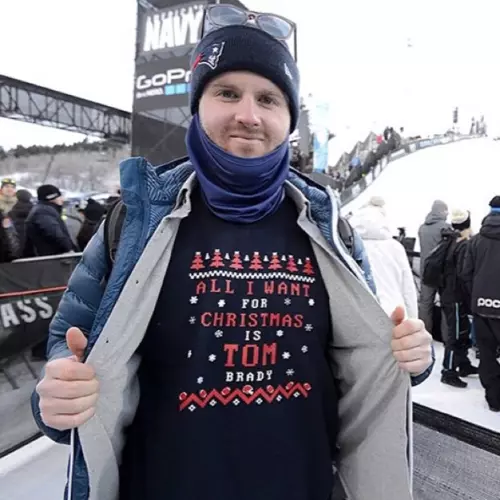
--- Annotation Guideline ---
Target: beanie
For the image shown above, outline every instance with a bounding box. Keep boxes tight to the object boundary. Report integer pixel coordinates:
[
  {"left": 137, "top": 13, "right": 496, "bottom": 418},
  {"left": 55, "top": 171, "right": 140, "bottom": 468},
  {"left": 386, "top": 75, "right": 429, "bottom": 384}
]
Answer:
[
  {"left": 431, "top": 199, "right": 448, "bottom": 215},
  {"left": 190, "top": 25, "right": 300, "bottom": 132},
  {"left": 37, "top": 184, "right": 62, "bottom": 202},
  {"left": 83, "top": 198, "right": 106, "bottom": 222},
  {"left": 451, "top": 208, "right": 471, "bottom": 231},
  {"left": 489, "top": 196, "right": 500, "bottom": 209}
]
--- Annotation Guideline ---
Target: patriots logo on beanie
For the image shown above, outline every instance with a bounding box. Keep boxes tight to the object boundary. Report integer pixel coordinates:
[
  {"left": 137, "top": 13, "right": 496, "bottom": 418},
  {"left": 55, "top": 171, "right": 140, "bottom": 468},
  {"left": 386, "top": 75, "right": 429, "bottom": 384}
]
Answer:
[
  {"left": 193, "top": 42, "right": 226, "bottom": 71},
  {"left": 189, "top": 25, "right": 300, "bottom": 132}
]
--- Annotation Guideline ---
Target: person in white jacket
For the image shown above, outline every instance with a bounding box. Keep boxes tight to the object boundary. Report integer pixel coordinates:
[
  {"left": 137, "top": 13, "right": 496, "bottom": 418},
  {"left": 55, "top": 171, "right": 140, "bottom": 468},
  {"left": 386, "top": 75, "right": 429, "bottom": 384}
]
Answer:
[{"left": 350, "top": 196, "right": 418, "bottom": 319}]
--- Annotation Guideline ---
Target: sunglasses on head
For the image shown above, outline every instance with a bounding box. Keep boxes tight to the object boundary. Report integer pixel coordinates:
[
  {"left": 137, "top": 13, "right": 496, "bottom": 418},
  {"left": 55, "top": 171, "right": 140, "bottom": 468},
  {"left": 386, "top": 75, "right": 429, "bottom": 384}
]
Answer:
[{"left": 202, "top": 4, "right": 297, "bottom": 58}]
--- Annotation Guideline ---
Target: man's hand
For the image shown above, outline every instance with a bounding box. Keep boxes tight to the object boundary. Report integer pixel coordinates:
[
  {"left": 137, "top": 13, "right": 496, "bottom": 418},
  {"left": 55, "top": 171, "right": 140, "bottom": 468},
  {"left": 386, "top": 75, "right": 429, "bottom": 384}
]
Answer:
[
  {"left": 36, "top": 327, "right": 99, "bottom": 431},
  {"left": 391, "top": 306, "right": 433, "bottom": 375}
]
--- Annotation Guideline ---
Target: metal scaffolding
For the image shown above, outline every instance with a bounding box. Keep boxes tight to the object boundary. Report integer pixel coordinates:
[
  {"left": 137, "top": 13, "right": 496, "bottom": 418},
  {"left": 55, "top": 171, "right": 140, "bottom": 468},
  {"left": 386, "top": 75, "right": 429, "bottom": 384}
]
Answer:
[{"left": 0, "top": 74, "right": 131, "bottom": 143}]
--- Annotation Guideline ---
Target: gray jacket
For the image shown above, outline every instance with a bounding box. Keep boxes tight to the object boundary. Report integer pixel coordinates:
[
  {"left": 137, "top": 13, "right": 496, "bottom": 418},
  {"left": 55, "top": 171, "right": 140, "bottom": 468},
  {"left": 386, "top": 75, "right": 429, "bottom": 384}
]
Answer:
[{"left": 418, "top": 211, "right": 451, "bottom": 276}]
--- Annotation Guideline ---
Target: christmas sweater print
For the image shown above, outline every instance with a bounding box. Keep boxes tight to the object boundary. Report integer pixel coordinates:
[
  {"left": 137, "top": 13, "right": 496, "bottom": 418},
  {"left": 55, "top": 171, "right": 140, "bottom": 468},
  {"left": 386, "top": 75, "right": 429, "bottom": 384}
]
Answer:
[{"left": 119, "top": 192, "right": 338, "bottom": 500}]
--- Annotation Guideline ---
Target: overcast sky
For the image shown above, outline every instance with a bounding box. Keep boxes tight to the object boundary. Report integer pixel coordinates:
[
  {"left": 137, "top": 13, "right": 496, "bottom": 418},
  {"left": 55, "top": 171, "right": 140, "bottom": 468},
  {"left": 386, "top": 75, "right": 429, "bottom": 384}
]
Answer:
[{"left": 0, "top": 0, "right": 498, "bottom": 152}]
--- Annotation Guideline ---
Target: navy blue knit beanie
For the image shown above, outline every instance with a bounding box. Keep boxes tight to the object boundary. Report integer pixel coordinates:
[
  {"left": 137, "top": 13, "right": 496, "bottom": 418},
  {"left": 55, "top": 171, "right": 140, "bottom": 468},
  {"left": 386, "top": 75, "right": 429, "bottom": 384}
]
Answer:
[{"left": 190, "top": 25, "right": 300, "bottom": 132}]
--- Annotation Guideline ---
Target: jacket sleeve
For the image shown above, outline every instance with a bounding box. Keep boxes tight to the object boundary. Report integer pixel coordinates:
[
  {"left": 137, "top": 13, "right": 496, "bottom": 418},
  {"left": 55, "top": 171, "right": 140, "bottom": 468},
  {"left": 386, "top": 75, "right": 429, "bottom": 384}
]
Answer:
[
  {"left": 4, "top": 223, "right": 20, "bottom": 260},
  {"left": 458, "top": 237, "right": 475, "bottom": 297},
  {"left": 410, "top": 344, "right": 435, "bottom": 386},
  {"left": 31, "top": 224, "right": 109, "bottom": 444},
  {"left": 33, "top": 210, "right": 74, "bottom": 253},
  {"left": 352, "top": 230, "right": 377, "bottom": 295}
]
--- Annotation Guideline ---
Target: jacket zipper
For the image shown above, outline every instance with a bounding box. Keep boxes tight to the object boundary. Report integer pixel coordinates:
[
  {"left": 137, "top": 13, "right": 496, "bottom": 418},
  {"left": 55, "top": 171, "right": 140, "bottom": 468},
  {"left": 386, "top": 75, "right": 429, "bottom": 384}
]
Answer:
[{"left": 67, "top": 428, "right": 76, "bottom": 500}]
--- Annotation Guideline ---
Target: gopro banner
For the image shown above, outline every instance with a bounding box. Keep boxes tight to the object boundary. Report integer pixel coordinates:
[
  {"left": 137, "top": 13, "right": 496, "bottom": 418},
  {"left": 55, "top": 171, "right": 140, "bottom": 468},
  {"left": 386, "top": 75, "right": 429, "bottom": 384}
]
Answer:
[
  {"left": 134, "top": 53, "right": 192, "bottom": 112},
  {"left": 0, "top": 254, "right": 80, "bottom": 361}
]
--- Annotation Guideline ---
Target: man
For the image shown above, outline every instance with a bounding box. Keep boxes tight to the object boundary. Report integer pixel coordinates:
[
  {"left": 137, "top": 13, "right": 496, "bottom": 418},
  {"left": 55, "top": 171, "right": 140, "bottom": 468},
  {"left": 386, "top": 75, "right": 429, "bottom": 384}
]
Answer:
[
  {"left": 461, "top": 196, "right": 500, "bottom": 411},
  {"left": 438, "top": 209, "right": 477, "bottom": 388},
  {"left": 0, "top": 177, "right": 17, "bottom": 214},
  {"left": 32, "top": 15, "right": 433, "bottom": 500},
  {"left": 418, "top": 199, "right": 451, "bottom": 338},
  {"left": 24, "top": 184, "right": 76, "bottom": 256}
]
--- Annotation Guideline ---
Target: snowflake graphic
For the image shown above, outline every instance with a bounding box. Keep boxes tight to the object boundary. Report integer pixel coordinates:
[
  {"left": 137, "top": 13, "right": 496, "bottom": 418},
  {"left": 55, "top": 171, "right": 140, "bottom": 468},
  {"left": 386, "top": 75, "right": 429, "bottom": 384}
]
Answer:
[
  {"left": 276, "top": 330, "right": 284, "bottom": 337},
  {"left": 187, "top": 350, "right": 192, "bottom": 359},
  {"left": 208, "top": 354, "right": 217, "bottom": 362},
  {"left": 308, "top": 299, "right": 315, "bottom": 306},
  {"left": 305, "top": 324, "right": 313, "bottom": 332},
  {"left": 189, "top": 316, "right": 196, "bottom": 324},
  {"left": 256, "top": 398, "right": 263, "bottom": 405},
  {"left": 218, "top": 299, "right": 226, "bottom": 308},
  {"left": 209, "top": 400, "right": 217, "bottom": 407},
  {"left": 286, "top": 369, "right": 295, "bottom": 376},
  {"left": 214, "top": 329, "right": 224, "bottom": 338},
  {"left": 284, "top": 298, "right": 291, "bottom": 306},
  {"left": 301, "top": 346, "right": 309, "bottom": 354},
  {"left": 277, "top": 395, "right": 283, "bottom": 402},
  {"left": 233, "top": 399, "right": 240, "bottom": 406},
  {"left": 189, "top": 404, "right": 196, "bottom": 412},
  {"left": 190, "top": 296, "right": 198, "bottom": 305},
  {"left": 282, "top": 351, "right": 291, "bottom": 360},
  {"left": 294, "top": 392, "right": 300, "bottom": 398},
  {"left": 197, "top": 376, "right": 204, "bottom": 384}
]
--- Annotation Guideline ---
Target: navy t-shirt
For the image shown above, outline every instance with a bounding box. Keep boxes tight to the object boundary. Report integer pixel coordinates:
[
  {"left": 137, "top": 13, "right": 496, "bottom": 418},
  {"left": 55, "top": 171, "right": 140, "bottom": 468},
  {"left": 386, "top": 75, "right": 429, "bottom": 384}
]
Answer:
[{"left": 119, "top": 189, "right": 339, "bottom": 500}]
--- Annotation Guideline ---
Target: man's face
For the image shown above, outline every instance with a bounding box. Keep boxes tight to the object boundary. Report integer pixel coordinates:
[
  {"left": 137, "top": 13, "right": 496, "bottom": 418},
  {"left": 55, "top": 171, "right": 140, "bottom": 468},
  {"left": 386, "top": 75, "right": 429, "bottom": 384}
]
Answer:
[
  {"left": 52, "top": 196, "right": 64, "bottom": 206},
  {"left": 1, "top": 184, "right": 16, "bottom": 198},
  {"left": 199, "top": 71, "right": 291, "bottom": 158}
]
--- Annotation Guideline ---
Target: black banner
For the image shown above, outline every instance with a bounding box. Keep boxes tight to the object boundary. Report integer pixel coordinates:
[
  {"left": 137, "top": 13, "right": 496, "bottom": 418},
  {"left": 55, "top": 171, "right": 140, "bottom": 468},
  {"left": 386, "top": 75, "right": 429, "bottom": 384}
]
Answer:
[
  {"left": 134, "top": 54, "right": 192, "bottom": 112},
  {"left": 0, "top": 254, "right": 81, "bottom": 362}
]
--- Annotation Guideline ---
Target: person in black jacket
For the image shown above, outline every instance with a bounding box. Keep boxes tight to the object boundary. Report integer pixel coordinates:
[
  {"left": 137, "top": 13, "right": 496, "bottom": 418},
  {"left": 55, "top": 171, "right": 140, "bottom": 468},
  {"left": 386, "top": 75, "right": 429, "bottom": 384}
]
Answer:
[
  {"left": 0, "top": 209, "right": 20, "bottom": 263},
  {"left": 9, "top": 189, "right": 33, "bottom": 254},
  {"left": 439, "top": 209, "right": 477, "bottom": 388},
  {"left": 24, "top": 184, "right": 76, "bottom": 257},
  {"left": 76, "top": 198, "right": 106, "bottom": 251},
  {"left": 460, "top": 196, "right": 500, "bottom": 411}
]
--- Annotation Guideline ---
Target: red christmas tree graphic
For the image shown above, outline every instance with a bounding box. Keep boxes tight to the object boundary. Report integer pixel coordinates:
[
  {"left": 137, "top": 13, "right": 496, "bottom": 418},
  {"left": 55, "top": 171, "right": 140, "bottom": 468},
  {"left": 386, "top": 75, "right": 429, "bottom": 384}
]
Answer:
[
  {"left": 210, "top": 249, "right": 225, "bottom": 268},
  {"left": 249, "top": 252, "right": 263, "bottom": 271},
  {"left": 190, "top": 252, "right": 205, "bottom": 270},
  {"left": 302, "top": 257, "right": 315, "bottom": 275},
  {"left": 286, "top": 255, "right": 298, "bottom": 273},
  {"left": 230, "top": 251, "right": 244, "bottom": 270},
  {"left": 268, "top": 252, "right": 282, "bottom": 270}
]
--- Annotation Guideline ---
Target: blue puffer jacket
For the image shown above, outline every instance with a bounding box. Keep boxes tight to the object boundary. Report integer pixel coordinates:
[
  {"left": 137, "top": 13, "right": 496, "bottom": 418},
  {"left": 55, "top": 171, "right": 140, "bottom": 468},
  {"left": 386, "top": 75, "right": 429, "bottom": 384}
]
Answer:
[{"left": 32, "top": 158, "right": 432, "bottom": 500}]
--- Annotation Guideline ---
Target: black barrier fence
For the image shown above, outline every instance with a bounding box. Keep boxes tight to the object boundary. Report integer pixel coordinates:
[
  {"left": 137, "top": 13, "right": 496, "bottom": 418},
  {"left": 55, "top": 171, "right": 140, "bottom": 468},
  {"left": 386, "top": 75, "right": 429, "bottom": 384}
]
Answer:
[{"left": 0, "top": 253, "right": 80, "bottom": 457}]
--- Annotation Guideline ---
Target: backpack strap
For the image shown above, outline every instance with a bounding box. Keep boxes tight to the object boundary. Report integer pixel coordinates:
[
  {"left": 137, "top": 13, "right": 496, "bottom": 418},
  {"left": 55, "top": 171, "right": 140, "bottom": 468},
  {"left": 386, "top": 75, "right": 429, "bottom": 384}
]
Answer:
[
  {"left": 103, "top": 199, "right": 126, "bottom": 279},
  {"left": 337, "top": 216, "right": 355, "bottom": 257}
]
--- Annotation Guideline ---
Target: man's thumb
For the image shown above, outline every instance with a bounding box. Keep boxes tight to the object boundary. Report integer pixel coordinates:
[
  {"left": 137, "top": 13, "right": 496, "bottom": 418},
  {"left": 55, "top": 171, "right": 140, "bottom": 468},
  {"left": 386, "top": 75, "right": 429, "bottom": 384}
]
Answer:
[
  {"left": 66, "top": 327, "right": 88, "bottom": 361},
  {"left": 391, "top": 306, "right": 406, "bottom": 326}
]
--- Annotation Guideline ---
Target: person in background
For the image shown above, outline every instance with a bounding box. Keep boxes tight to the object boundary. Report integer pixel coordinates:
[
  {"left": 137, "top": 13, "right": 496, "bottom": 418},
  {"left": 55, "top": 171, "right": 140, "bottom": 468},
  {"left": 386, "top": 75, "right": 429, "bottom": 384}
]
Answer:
[
  {"left": 439, "top": 209, "right": 477, "bottom": 388},
  {"left": 418, "top": 200, "right": 451, "bottom": 339},
  {"left": 77, "top": 198, "right": 106, "bottom": 251},
  {"left": 9, "top": 189, "right": 34, "bottom": 254},
  {"left": 24, "top": 184, "right": 76, "bottom": 257},
  {"left": 0, "top": 177, "right": 17, "bottom": 214},
  {"left": 461, "top": 196, "right": 500, "bottom": 411},
  {"left": 350, "top": 196, "right": 418, "bottom": 319},
  {"left": 0, "top": 209, "right": 20, "bottom": 263}
]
